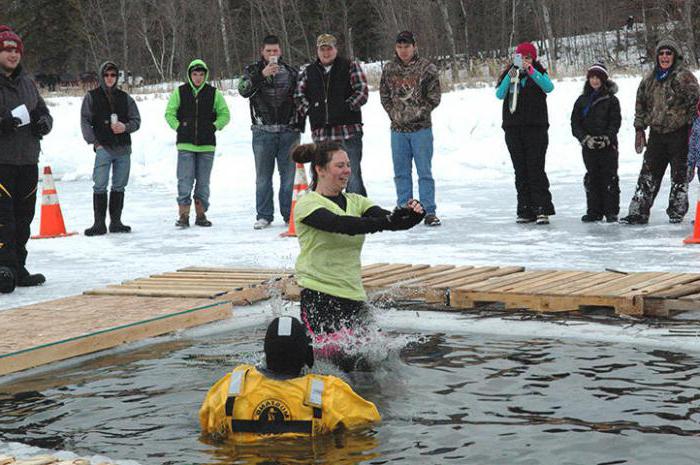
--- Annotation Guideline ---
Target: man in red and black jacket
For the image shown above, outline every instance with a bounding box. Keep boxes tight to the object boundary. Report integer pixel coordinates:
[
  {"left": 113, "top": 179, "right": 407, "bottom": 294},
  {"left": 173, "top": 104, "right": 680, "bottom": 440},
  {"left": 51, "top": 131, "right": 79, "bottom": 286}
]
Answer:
[{"left": 295, "top": 34, "right": 369, "bottom": 196}]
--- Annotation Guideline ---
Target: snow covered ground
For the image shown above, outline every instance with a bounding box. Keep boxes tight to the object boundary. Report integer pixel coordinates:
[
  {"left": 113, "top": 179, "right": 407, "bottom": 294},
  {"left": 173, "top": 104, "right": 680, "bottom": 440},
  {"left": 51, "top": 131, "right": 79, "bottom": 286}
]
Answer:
[{"left": 3, "top": 73, "right": 700, "bottom": 311}]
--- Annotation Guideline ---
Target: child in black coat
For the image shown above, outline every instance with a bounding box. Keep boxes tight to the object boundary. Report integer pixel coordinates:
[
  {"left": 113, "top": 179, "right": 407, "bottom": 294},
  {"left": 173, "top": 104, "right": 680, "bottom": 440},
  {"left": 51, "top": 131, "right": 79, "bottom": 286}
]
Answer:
[{"left": 571, "top": 63, "right": 622, "bottom": 222}]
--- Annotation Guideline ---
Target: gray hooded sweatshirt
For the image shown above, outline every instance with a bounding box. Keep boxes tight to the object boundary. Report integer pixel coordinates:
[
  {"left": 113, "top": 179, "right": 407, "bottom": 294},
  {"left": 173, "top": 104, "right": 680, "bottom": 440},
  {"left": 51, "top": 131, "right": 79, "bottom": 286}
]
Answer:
[{"left": 80, "top": 61, "right": 141, "bottom": 155}]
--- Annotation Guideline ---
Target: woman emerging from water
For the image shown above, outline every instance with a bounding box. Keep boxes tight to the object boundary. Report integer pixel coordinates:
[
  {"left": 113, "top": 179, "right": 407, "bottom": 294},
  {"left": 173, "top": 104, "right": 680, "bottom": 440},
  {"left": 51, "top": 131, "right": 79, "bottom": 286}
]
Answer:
[{"left": 292, "top": 141, "right": 425, "bottom": 339}]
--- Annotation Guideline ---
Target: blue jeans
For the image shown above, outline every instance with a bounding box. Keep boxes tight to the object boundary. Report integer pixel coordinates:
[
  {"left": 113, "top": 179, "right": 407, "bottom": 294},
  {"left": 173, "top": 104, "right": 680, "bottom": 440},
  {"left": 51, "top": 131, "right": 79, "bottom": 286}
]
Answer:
[
  {"left": 92, "top": 147, "right": 130, "bottom": 194},
  {"left": 341, "top": 134, "right": 367, "bottom": 196},
  {"left": 390, "top": 128, "right": 436, "bottom": 214},
  {"left": 177, "top": 151, "right": 214, "bottom": 211},
  {"left": 252, "top": 129, "right": 299, "bottom": 222}
]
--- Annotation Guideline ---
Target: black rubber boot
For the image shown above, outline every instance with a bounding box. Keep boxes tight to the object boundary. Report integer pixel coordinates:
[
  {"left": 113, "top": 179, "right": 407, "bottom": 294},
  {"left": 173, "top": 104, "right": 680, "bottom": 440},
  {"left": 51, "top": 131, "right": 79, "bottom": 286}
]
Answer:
[
  {"left": 16, "top": 267, "right": 45, "bottom": 287},
  {"left": 85, "top": 193, "right": 108, "bottom": 236},
  {"left": 108, "top": 191, "right": 131, "bottom": 233},
  {"left": 0, "top": 266, "right": 16, "bottom": 293}
]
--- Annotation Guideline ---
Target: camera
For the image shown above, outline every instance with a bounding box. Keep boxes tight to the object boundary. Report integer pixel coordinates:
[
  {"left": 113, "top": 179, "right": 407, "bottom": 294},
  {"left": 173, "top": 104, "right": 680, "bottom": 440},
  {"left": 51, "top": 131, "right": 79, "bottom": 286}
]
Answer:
[{"left": 513, "top": 53, "right": 523, "bottom": 69}]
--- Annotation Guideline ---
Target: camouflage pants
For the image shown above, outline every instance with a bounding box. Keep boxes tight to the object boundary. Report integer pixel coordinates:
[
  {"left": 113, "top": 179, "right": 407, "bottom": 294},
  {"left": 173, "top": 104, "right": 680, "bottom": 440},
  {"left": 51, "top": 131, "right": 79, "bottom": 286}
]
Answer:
[
  {"left": 627, "top": 126, "right": 689, "bottom": 220},
  {"left": 582, "top": 147, "right": 620, "bottom": 217}
]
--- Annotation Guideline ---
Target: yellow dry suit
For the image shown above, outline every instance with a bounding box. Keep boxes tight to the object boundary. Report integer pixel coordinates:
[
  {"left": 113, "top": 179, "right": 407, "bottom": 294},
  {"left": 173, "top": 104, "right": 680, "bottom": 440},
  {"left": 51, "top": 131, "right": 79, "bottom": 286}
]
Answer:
[{"left": 199, "top": 364, "right": 380, "bottom": 441}]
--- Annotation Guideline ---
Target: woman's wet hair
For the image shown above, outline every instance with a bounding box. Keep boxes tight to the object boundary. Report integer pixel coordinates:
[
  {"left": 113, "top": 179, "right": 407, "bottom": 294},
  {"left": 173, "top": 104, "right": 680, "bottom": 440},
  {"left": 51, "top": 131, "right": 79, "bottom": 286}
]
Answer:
[{"left": 291, "top": 141, "right": 344, "bottom": 190}]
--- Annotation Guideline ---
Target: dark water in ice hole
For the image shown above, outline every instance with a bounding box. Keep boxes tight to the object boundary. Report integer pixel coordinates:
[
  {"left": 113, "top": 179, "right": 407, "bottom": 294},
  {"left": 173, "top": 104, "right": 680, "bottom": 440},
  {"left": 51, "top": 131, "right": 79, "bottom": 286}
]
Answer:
[{"left": 1, "top": 321, "right": 700, "bottom": 465}]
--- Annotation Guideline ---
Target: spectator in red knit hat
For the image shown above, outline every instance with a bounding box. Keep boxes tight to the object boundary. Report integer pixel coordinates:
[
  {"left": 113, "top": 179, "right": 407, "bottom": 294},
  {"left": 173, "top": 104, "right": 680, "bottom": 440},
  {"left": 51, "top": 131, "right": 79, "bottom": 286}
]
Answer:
[
  {"left": 495, "top": 41, "right": 555, "bottom": 225},
  {"left": 0, "top": 24, "right": 53, "bottom": 293}
]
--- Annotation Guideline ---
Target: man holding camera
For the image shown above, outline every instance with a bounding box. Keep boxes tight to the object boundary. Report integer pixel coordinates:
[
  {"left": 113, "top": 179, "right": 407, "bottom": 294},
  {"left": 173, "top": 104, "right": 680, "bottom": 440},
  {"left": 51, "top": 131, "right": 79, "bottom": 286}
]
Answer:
[
  {"left": 0, "top": 25, "right": 52, "bottom": 293},
  {"left": 81, "top": 61, "right": 141, "bottom": 236},
  {"left": 239, "top": 35, "right": 301, "bottom": 230}
]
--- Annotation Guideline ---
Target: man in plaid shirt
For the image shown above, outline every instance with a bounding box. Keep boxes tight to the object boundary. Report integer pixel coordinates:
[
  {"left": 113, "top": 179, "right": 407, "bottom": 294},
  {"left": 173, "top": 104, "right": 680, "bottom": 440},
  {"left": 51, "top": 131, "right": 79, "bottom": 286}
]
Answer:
[{"left": 295, "top": 34, "right": 369, "bottom": 195}]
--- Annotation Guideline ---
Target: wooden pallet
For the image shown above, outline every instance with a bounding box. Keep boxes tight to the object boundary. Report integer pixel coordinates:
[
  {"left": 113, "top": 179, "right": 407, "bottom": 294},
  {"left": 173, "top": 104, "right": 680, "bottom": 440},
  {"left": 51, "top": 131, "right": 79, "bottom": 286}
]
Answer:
[
  {"left": 84, "top": 266, "right": 293, "bottom": 300},
  {"left": 450, "top": 270, "right": 700, "bottom": 316}
]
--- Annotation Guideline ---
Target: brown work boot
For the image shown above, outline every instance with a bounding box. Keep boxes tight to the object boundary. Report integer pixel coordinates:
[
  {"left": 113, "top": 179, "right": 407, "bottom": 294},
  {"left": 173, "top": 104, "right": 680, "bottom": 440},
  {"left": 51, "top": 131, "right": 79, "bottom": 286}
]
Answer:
[
  {"left": 194, "top": 199, "right": 212, "bottom": 227},
  {"left": 176, "top": 205, "right": 190, "bottom": 228}
]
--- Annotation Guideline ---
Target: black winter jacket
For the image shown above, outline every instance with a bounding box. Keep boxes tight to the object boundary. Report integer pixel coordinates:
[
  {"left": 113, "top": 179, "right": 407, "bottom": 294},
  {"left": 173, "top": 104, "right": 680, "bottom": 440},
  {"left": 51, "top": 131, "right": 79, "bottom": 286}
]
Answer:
[
  {"left": 0, "top": 65, "right": 53, "bottom": 165},
  {"left": 571, "top": 80, "right": 622, "bottom": 147},
  {"left": 239, "top": 58, "right": 300, "bottom": 130}
]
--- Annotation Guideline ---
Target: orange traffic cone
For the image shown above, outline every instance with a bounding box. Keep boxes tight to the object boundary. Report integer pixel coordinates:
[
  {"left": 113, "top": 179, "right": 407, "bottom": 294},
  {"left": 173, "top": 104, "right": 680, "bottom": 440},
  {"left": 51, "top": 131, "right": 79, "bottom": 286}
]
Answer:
[
  {"left": 684, "top": 201, "right": 700, "bottom": 244},
  {"left": 31, "top": 166, "right": 78, "bottom": 239},
  {"left": 280, "top": 163, "right": 309, "bottom": 238}
]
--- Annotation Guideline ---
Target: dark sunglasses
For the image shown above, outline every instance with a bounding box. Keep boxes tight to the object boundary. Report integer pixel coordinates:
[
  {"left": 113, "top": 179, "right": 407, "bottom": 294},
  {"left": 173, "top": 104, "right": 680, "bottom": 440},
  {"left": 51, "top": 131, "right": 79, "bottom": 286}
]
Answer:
[
  {"left": 658, "top": 50, "right": 674, "bottom": 56},
  {"left": 103, "top": 72, "right": 118, "bottom": 77}
]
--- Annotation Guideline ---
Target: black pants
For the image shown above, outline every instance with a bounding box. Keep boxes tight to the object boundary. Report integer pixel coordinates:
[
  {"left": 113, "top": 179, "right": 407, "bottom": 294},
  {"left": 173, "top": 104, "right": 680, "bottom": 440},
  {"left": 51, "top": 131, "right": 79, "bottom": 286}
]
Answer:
[
  {"left": 627, "top": 126, "right": 689, "bottom": 219},
  {"left": 299, "top": 288, "right": 368, "bottom": 335},
  {"left": 504, "top": 126, "right": 555, "bottom": 217},
  {"left": 0, "top": 164, "right": 38, "bottom": 273},
  {"left": 582, "top": 147, "right": 620, "bottom": 217}
]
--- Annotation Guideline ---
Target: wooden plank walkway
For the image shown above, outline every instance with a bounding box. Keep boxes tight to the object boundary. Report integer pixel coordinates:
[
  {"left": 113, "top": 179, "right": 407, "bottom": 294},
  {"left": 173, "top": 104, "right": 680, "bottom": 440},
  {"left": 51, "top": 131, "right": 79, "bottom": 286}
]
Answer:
[
  {"left": 84, "top": 266, "right": 293, "bottom": 299},
  {"left": 0, "top": 267, "right": 293, "bottom": 377}
]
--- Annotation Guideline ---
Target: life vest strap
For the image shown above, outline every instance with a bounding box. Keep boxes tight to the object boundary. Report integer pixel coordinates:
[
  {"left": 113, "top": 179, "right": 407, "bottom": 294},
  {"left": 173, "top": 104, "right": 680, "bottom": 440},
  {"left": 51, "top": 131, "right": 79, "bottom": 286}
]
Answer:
[
  {"left": 225, "top": 368, "right": 247, "bottom": 417},
  {"left": 231, "top": 419, "right": 313, "bottom": 434}
]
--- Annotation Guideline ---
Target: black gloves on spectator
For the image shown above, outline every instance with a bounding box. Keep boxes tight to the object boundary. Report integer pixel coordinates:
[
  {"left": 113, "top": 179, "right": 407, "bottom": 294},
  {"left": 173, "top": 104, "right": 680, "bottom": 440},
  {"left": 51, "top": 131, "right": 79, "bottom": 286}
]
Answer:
[
  {"left": 582, "top": 134, "right": 611, "bottom": 150},
  {"left": 0, "top": 109, "right": 20, "bottom": 134},
  {"left": 30, "top": 108, "right": 51, "bottom": 138},
  {"left": 386, "top": 204, "right": 426, "bottom": 231}
]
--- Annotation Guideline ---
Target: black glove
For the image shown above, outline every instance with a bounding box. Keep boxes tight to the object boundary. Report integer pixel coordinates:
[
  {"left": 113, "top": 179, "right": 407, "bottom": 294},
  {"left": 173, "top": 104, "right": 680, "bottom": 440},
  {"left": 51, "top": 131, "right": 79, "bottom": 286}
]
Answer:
[
  {"left": 591, "top": 135, "right": 610, "bottom": 149},
  {"left": 386, "top": 204, "right": 426, "bottom": 231},
  {"left": 581, "top": 135, "right": 596, "bottom": 149},
  {"left": 0, "top": 109, "right": 20, "bottom": 134},
  {"left": 30, "top": 108, "right": 51, "bottom": 137}
]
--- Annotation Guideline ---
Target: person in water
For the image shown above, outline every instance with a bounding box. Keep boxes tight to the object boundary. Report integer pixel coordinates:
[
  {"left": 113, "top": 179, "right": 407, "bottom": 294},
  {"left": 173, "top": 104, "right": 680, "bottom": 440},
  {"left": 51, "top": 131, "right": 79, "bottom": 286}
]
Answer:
[
  {"left": 292, "top": 141, "right": 425, "bottom": 340},
  {"left": 199, "top": 316, "right": 380, "bottom": 440}
]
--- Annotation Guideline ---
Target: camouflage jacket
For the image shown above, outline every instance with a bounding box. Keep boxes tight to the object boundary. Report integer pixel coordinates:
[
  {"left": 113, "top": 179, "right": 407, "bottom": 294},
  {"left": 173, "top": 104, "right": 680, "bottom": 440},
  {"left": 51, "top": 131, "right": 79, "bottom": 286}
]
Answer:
[
  {"left": 379, "top": 54, "right": 441, "bottom": 132},
  {"left": 634, "top": 65, "right": 699, "bottom": 134}
]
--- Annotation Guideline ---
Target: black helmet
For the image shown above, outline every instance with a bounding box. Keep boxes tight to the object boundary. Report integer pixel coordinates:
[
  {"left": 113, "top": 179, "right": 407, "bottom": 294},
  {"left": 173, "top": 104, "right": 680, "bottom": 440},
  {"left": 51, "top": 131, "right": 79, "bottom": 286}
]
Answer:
[{"left": 264, "top": 316, "right": 314, "bottom": 375}]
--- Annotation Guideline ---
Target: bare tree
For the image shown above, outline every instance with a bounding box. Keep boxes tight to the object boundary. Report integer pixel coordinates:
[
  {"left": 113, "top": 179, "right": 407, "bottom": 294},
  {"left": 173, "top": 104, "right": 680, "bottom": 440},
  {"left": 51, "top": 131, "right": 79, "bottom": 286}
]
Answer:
[
  {"left": 217, "top": 0, "right": 233, "bottom": 76},
  {"left": 434, "top": 0, "right": 460, "bottom": 82}
]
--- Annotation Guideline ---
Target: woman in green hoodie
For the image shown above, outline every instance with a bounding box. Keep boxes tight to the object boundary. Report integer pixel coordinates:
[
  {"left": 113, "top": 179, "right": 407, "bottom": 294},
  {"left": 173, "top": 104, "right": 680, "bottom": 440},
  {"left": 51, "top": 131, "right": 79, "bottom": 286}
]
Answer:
[{"left": 165, "top": 59, "right": 230, "bottom": 228}]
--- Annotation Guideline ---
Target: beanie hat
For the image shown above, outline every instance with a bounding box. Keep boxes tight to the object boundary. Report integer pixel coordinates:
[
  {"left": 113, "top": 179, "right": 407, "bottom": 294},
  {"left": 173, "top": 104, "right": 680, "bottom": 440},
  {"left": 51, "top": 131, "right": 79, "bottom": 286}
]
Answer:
[
  {"left": 587, "top": 63, "right": 609, "bottom": 82},
  {"left": 515, "top": 42, "right": 537, "bottom": 60},
  {"left": 0, "top": 25, "right": 23, "bottom": 55},
  {"left": 655, "top": 37, "right": 682, "bottom": 61},
  {"left": 264, "top": 317, "right": 314, "bottom": 375},
  {"left": 396, "top": 30, "right": 416, "bottom": 45}
]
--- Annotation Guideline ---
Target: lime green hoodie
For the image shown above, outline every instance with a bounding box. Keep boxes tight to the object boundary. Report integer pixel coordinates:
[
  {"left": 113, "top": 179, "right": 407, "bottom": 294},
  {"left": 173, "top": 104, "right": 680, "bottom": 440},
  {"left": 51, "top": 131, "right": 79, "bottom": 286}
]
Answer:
[{"left": 165, "top": 59, "right": 231, "bottom": 152}]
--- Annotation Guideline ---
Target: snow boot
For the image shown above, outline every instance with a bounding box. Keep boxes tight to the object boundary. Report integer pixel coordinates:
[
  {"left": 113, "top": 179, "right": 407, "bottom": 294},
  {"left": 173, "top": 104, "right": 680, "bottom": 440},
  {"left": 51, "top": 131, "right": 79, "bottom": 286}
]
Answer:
[
  {"left": 424, "top": 214, "right": 441, "bottom": 227},
  {"left": 535, "top": 214, "right": 550, "bottom": 225},
  {"left": 85, "top": 192, "right": 108, "bottom": 236},
  {"left": 16, "top": 267, "right": 45, "bottom": 287},
  {"left": 176, "top": 205, "right": 190, "bottom": 228},
  {"left": 619, "top": 214, "right": 648, "bottom": 225},
  {"left": 516, "top": 216, "right": 536, "bottom": 224},
  {"left": 194, "top": 199, "right": 212, "bottom": 227},
  {"left": 581, "top": 214, "right": 603, "bottom": 222},
  {"left": 605, "top": 214, "right": 618, "bottom": 223},
  {"left": 108, "top": 191, "right": 131, "bottom": 233},
  {"left": 669, "top": 215, "right": 684, "bottom": 224},
  {"left": 0, "top": 266, "right": 16, "bottom": 293}
]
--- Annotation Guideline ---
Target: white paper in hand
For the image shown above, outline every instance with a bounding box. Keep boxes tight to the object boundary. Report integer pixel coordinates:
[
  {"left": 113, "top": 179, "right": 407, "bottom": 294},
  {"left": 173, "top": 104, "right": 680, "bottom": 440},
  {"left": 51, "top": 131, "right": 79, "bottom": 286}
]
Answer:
[{"left": 11, "top": 104, "right": 30, "bottom": 127}]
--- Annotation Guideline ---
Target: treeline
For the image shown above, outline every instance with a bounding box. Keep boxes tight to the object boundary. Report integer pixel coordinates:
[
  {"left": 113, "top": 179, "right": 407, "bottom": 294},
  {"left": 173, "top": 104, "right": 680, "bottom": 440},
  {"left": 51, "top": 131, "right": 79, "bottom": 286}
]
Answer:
[{"left": 1, "top": 0, "right": 699, "bottom": 82}]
